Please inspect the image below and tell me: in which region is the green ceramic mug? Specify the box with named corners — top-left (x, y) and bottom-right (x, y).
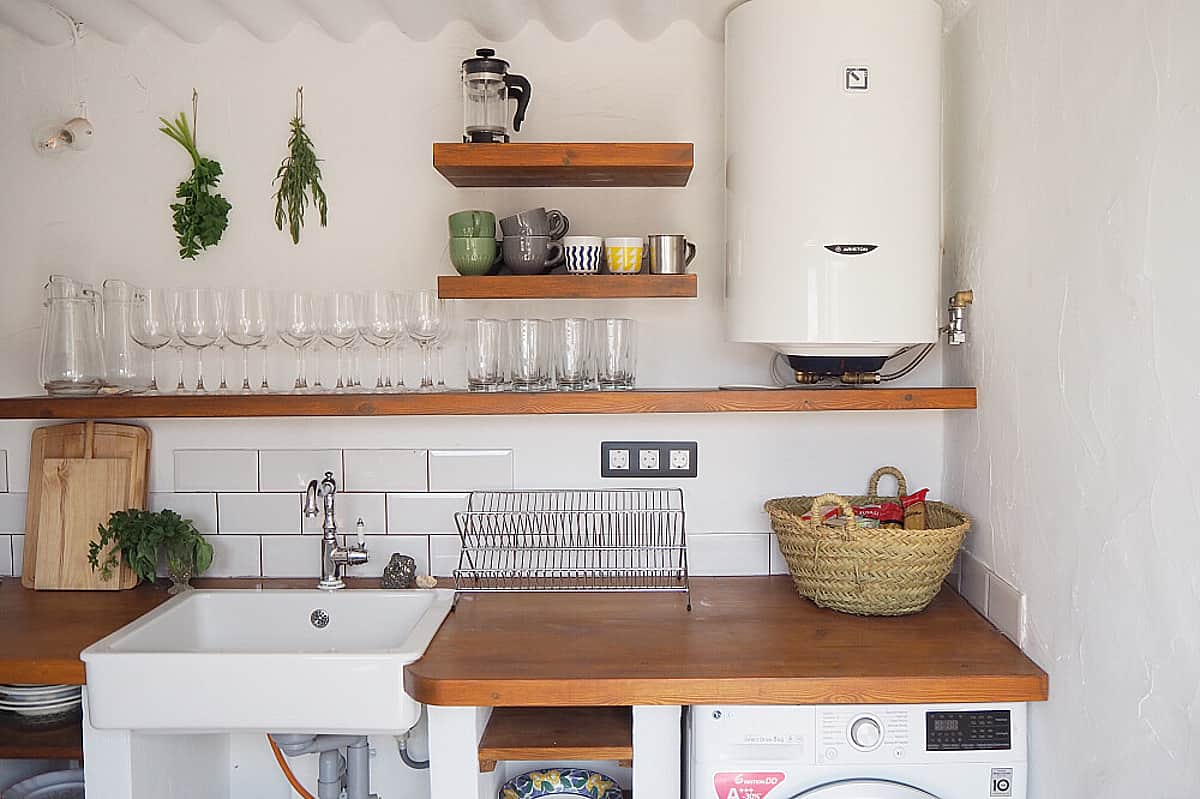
top-left (450, 236), bottom-right (502, 276)
top-left (448, 210), bottom-right (496, 239)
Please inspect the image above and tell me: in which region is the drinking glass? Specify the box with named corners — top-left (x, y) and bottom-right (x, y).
top-left (594, 318), bottom-right (637, 390)
top-left (359, 290), bottom-right (399, 391)
top-left (403, 289), bottom-right (445, 391)
top-left (129, 288), bottom-right (174, 393)
top-left (387, 291), bottom-right (409, 391)
top-left (223, 289), bottom-right (271, 393)
top-left (508, 318), bottom-right (551, 391)
top-left (277, 291), bottom-right (317, 391)
top-left (257, 333), bottom-right (275, 392)
top-left (434, 302), bottom-right (456, 389)
top-left (553, 317), bottom-right (593, 391)
top-left (464, 318), bottom-right (507, 392)
top-left (321, 292), bottom-right (360, 391)
top-left (175, 288), bottom-right (223, 393)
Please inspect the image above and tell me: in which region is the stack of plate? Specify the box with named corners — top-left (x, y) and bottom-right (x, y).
top-left (0, 685), bottom-right (82, 720)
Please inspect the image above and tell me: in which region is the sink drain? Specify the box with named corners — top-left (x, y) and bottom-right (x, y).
top-left (310, 609), bottom-right (330, 629)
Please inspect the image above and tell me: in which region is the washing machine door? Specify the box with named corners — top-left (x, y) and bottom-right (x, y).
top-left (790, 779), bottom-right (940, 799)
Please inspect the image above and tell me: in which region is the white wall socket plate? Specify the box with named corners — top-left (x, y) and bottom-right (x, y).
top-left (601, 441), bottom-right (698, 478)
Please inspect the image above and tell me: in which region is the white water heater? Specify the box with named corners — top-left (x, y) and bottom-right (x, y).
top-left (725, 0), bottom-right (943, 377)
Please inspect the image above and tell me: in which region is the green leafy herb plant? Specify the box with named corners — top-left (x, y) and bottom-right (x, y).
top-left (88, 508), bottom-right (214, 587)
top-left (274, 87), bottom-right (328, 244)
top-left (159, 90), bottom-right (232, 260)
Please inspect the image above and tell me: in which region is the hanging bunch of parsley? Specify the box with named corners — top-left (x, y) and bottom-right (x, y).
top-left (274, 87), bottom-right (328, 244)
top-left (159, 91), bottom-right (232, 260)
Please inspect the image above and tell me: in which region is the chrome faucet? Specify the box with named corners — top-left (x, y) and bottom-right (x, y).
top-left (303, 471), bottom-right (368, 590)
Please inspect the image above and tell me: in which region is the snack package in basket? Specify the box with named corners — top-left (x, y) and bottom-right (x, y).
top-left (801, 488), bottom-right (930, 530)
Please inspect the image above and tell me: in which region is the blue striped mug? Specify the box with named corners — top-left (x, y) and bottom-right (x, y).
top-left (563, 236), bottom-right (604, 274)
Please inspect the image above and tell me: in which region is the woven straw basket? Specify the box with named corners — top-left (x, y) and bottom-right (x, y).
top-left (765, 467), bottom-right (970, 616)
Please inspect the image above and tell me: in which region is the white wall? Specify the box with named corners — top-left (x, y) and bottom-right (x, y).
top-left (943, 1), bottom-right (1200, 795)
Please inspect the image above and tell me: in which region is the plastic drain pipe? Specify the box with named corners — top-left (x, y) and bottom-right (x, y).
top-left (270, 734), bottom-right (372, 799)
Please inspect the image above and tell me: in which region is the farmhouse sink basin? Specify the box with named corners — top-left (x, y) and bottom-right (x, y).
top-left (81, 589), bottom-right (455, 734)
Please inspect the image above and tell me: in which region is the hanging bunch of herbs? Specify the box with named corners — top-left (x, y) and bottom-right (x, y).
top-left (274, 87), bottom-right (328, 244)
top-left (159, 91), bottom-right (231, 260)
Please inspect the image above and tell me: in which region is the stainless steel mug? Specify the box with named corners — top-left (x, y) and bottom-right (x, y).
top-left (646, 234), bottom-right (698, 275)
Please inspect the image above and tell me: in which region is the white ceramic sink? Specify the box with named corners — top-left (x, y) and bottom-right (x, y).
top-left (81, 589), bottom-right (455, 734)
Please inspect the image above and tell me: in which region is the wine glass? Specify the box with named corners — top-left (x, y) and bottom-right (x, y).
top-left (403, 289), bottom-right (444, 391)
top-left (321, 292), bottom-right (360, 391)
top-left (358, 290), bottom-right (399, 392)
top-left (129, 288), bottom-right (174, 393)
top-left (433, 300), bottom-right (456, 389)
top-left (223, 289), bottom-right (270, 393)
top-left (388, 291), bottom-right (410, 391)
top-left (257, 332), bottom-right (276, 392)
top-left (277, 291), bottom-right (317, 391)
top-left (174, 288), bottom-right (223, 393)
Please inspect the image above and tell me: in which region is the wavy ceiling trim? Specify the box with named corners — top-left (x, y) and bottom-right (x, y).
top-left (0, 0), bottom-right (973, 47)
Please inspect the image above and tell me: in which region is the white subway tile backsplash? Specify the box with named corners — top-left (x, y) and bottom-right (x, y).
top-left (261, 536), bottom-right (320, 578)
top-left (429, 535), bottom-right (463, 577)
top-left (150, 493), bottom-right (218, 534)
top-left (0, 535), bottom-right (11, 576)
top-left (687, 533), bottom-right (771, 576)
top-left (428, 450), bottom-right (513, 492)
top-left (0, 493), bottom-right (26, 532)
top-left (386, 493), bottom-right (468, 534)
top-left (259, 450), bottom-right (342, 492)
top-left (175, 450), bottom-right (258, 492)
top-left (205, 535), bottom-right (261, 577)
top-left (218, 494), bottom-right (301, 534)
top-left (986, 572), bottom-right (1025, 646)
top-left (344, 450), bottom-right (428, 492)
top-left (302, 493), bottom-right (386, 535)
top-left (343, 535), bottom-right (430, 577)
top-left (959, 552), bottom-right (990, 614)
top-left (10, 535), bottom-right (23, 578)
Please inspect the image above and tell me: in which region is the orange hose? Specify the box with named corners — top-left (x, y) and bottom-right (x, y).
top-left (268, 735), bottom-right (318, 799)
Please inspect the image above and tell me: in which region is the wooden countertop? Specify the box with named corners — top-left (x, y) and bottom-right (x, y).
top-left (406, 577), bottom-right (1048, 706)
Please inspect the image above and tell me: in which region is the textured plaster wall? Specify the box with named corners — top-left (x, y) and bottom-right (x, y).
top-left (943, 0), bottom-right (1200, 795)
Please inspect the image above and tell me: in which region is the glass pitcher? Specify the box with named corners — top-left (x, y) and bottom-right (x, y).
top-left (101, 279), bottom-right (152, 393)
top-left (40, 275), bottom-right (106, 395)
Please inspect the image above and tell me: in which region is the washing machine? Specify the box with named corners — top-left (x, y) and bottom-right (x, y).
top-left (689, 703), bottom-right (1026, 799)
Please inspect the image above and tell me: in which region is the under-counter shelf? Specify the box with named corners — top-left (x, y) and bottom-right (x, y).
top-left (0, 388), bottom-right (976, 419)
top-left (433, 142), bottom-right (694, 187)
top-left (437, 273), bottom-right (697, 299)
top-left (478, 707), bottom-right (633, 773)
top-left (0, 713), bottom-right (82, 760)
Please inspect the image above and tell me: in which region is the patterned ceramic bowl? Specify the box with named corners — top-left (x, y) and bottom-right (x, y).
top-left (500, 768), bottom-right (624, 799)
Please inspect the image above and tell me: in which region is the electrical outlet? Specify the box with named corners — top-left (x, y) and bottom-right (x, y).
top-left (602, 441), bottom-right (697, 478)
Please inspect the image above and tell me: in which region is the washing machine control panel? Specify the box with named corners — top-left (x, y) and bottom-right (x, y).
top-left (925, 709), bottom-right (1012, 751)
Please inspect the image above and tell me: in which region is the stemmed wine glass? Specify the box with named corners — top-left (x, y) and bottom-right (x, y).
top-left (387, 291), bottom-right (410, 391)
top-left (321, 292), bottom-right (360, 392)
top-left (277, 291), bottom-right (317, 392)
top-left (403, 289), bottom-right (445, 391)
top-left (433, 301), bottom-right (455, 389)
top-left (129, 288), bottom-right (174, 394)
top-left (174, 288), bottom-right (223, 393)
top-left (358, 290), bottom-right (399, 392)
top-left (223, 289), bottom-right (271, 393)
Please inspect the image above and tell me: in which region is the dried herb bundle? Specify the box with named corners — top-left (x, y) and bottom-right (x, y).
top-left (274, 87), bottom-right (328, 244)
top-left (159, 91), bottom-right (231, 260)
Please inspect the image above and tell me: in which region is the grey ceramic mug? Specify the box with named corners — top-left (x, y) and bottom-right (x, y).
top-left (503, 235), bottom-right (565, 275)
top-left (500, 208), bottom-right (570, 240)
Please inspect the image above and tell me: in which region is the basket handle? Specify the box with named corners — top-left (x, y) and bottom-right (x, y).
top-left (867, 466), bottom-right (907, 499)
top-left (809, 494), bottom-right (859, 531)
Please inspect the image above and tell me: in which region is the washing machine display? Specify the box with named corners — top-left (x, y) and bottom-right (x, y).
top-left (924, 710), bottom-right (1011, 752)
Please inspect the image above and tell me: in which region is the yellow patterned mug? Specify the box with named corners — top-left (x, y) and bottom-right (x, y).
top-left (604, 237), bottom-right (645, 275)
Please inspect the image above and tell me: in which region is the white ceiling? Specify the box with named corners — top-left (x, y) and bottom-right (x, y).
top-left (0, 0), bottom-right (975, 46)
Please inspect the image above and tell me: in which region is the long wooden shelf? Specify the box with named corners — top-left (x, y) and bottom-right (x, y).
top-left (438, 273), bottom-right (697, 299)
top-left (0, 712), bottom-right (82, 760)
top-left (478, 707), bottom-right (632, 773)
top-left (0, 388), bottom-right (976, 419)
top-left (433, 142), bottom-right (694, 187)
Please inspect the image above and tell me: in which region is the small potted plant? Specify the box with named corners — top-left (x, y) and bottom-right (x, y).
top-left (89, 508), bottom-right (214, 594)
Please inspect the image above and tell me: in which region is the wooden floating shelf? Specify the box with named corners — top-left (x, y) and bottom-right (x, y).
top-left (0, 388), bottom-right (976, 420)
top-left (0, 712), bottom-right (82, 760)
top-left (433, 142), bottom-right (694, 187)
top-left (438, 273), bottom-right (697, 299)
top-left (478, 707), bottom-right (633, 773)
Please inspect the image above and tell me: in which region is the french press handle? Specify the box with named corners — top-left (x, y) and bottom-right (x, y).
top-left (505, 73), bottom-right (532, 133)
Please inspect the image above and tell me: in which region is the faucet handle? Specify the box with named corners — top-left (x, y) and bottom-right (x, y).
top-left (302, 479), bottom-right (320, 517)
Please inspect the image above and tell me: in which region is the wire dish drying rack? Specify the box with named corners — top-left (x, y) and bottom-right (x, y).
top-left (454, 489), bottom-right (690, 606)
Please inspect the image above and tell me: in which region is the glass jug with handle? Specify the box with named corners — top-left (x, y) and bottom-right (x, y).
top-left (40, 275), bottom-right (106, 395)
top-left (101, 279), bottom-right (152, 393)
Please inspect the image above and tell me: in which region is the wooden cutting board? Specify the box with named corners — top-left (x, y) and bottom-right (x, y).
top-left (23, 421), bottom-right (150, 589)
top-left (34, 458), bottom-right (131, 590)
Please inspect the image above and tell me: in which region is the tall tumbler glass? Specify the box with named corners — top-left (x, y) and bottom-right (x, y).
top-left (508, 318), bottom-right (551, 392)
top-left (465, 318), bottom-right (507, 392)
top-left (594, 318), bottom-right (637, 391)
top-left (553, 317), bottom-right (593, 391)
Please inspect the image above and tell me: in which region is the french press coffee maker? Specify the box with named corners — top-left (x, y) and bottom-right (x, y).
top-left (461, 48), bottom-right (531, 143)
